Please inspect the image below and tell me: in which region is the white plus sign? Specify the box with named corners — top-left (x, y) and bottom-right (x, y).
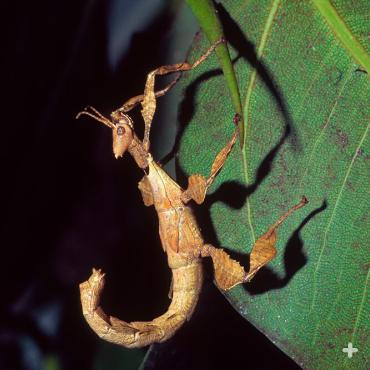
top-left (342, 343), bottom-right (358, 358)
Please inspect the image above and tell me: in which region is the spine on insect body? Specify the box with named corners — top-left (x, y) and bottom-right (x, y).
top-left (79, 258), bottom-right (203, 348)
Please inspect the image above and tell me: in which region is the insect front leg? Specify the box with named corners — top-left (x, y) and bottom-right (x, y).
top-left (137, 38), bottom-right (225, 152)
top-left (118, 73), bottom-right (182, 114)
top-left (181, 114), bottom-right (240, 205)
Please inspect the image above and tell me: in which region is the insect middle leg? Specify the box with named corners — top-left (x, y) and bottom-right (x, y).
top-left (117, 73), bottom-right (182, 114)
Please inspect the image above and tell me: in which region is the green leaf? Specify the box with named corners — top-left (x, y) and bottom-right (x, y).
top-left (186, 0), bottom-right (244, 143)
top-left (313, 0), bottom-right (370, 73)
top-left (178, 1), bottom-right (369, 368)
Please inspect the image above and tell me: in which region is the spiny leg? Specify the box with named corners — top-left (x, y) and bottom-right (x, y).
top-left (181, 113), bottom-right (240, 205)
top-left (140, 37), bottom-right (225, 152)
top-left (118, 73), bottom-right (182, 113)
top-left (200, 244), bottom-right (245, 290)
top-left (206, 113), bottom-right (240, 188)
top-left (246, 196), bottom-right (308, 281)
top-left (200, 197), bottom-right (308, 290)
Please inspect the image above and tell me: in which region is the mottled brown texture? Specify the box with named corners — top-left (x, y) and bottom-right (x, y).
top-left (245, 196), bottom-right (308, 282)
top-left (77, 39), bottom-right (308, 348)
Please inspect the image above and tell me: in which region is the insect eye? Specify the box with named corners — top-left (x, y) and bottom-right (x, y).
top-left (117, 126), bottom-right (125, 136)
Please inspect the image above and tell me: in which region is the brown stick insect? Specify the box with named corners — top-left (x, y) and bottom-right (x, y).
top-left (77, 38), bottom-right (308, 348)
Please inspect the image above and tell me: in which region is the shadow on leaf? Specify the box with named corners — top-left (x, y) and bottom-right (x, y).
top-left (167, 4), bottom-right (316, 294)
top-left (233, 200), bottom-right (328, 294)
top-left (216, 2), bottom-right (300, 150)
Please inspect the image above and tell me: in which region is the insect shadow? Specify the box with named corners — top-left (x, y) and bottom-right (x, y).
top-left (216, 2), bottom-right (300, 151)
top-left (224, 198), bottom-right (327, 294)
top-left (162, 5), bottom-right (327, 293)
top-left (187, 176), bottom-right (327, 294)
top-left (161, 2), bottom-right (299, 165)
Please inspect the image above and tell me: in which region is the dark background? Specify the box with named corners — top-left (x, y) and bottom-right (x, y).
top-left (1, 1), bottom-right (301, 369)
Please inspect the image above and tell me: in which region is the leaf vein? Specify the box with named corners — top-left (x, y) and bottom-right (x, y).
top-left (242, 0), bottom-right (281, 243)
top-left (351, 267), bottom-right (370, 343)
top-left (294, 46), bottom-right (335, 123)
top-left (314, 238), bottom-right (354, 343)
top-left (310, 123), bottom-right (369, 315)
top-left (298, 65), bottom-right (353, 192)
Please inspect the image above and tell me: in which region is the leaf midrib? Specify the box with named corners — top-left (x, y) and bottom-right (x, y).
top-left (242, 0), bottom-right (281, 244)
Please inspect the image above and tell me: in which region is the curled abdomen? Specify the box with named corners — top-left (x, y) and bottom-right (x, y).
top-left (80, 259), bottom-right (203, 347)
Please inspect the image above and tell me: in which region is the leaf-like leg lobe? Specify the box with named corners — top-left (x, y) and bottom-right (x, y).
top-left (201, 197), bottom-right (308, 289)
top-left (201, 244), bottom-right (246, 290)
top-left (245, 196), bottom-right (309, 281)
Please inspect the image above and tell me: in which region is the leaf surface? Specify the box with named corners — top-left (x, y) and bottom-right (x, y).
top-left (178, 1), bottom-right (369, 368)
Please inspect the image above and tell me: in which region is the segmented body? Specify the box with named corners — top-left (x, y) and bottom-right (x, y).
top-left (145, 158), bottom-right (205, 341)
top-left (78, 37), bottom-right (307, 348)
top-left (80, 157), bottom-right (205, 347)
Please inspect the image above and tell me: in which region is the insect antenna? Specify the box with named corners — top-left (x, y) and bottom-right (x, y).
top-left (76, 106), bottom-right (115, 129)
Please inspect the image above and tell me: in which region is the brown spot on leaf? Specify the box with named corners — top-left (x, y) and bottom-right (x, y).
top-left (335, 128), bottom-right (349, 148)
top-left (361, 263), bottom-right (369, 274)
top-left (334, 327), bottom-right (352, 337)
top-left (352, 242), bottom-right (361, 249)
top-left (327, 163), bottom-right (337, 182)
top-left (327, 342), bottom-right (335, 349)
top-left (346, 181), bottom-right (355, 191)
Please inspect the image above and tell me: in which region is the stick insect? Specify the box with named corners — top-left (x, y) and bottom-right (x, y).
top-left (78, 38), bottom-right (308, 348)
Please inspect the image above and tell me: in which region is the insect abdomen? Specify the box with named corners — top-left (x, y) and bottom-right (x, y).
top-left (153, 258), bottom-right (203, 342)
